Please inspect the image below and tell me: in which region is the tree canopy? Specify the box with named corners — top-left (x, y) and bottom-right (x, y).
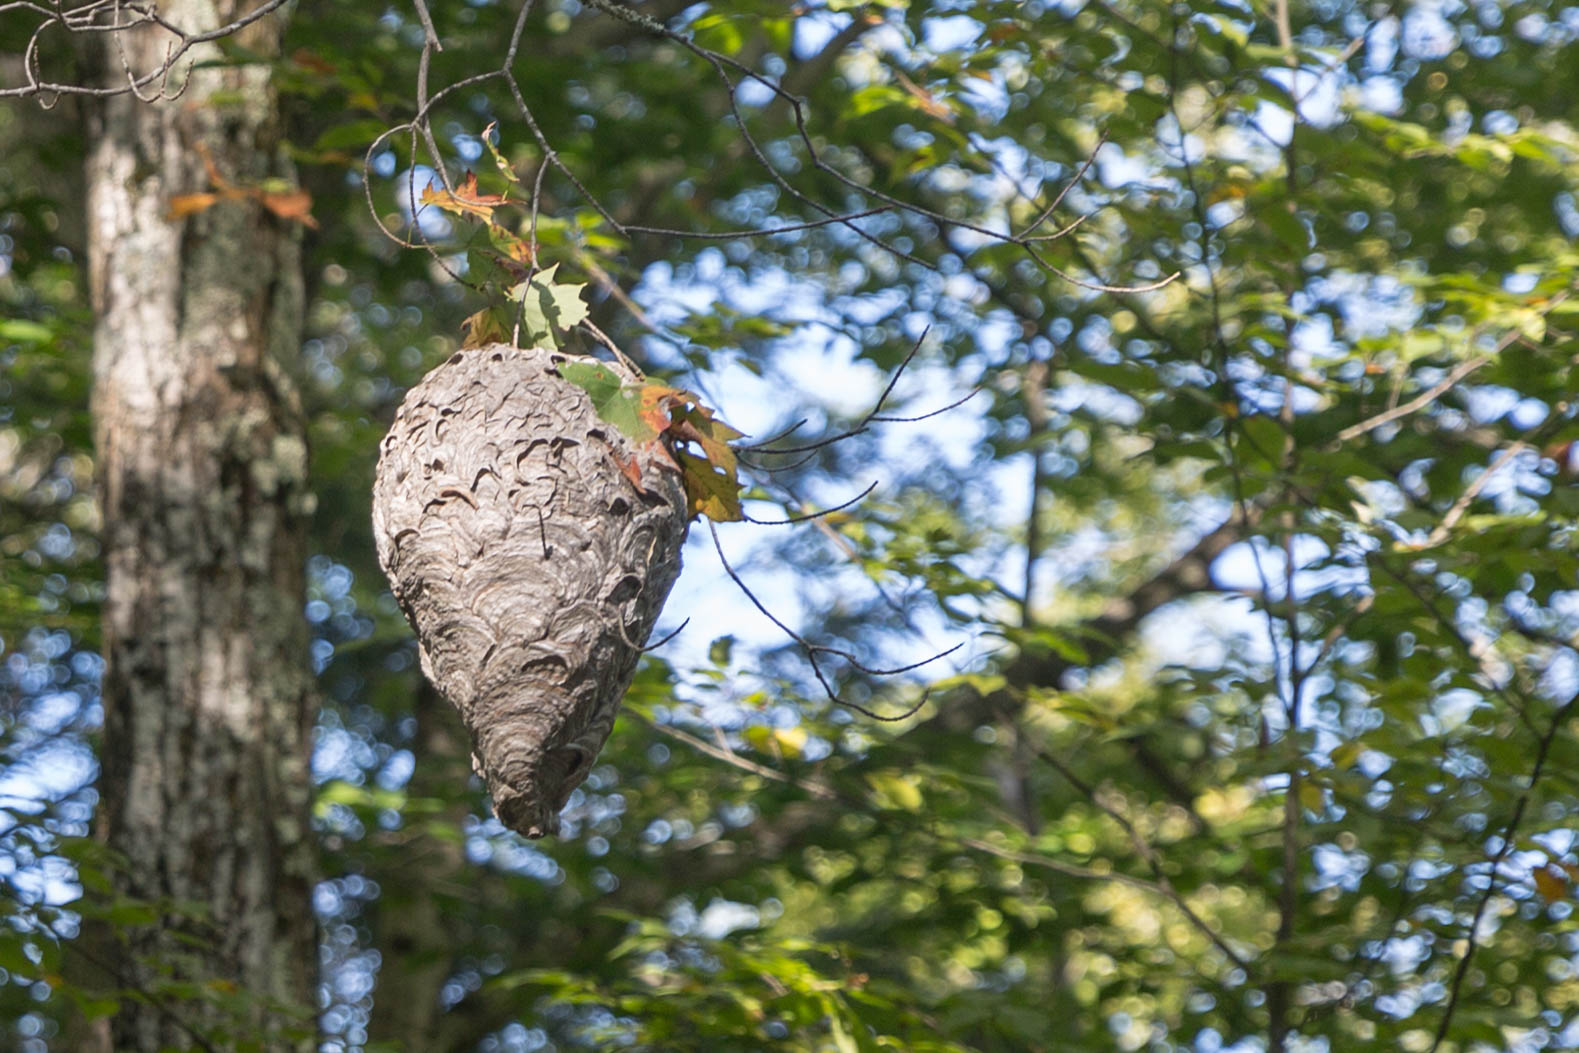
top-left (5, 0), bottom-right (1579, 1050)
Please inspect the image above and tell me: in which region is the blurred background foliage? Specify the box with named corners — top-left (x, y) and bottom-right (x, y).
top-left (6, 0), bottom-right (1579, 1050)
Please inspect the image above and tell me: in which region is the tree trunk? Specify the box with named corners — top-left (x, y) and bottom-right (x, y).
top-left (84, 2), bottom-right (316, 1049)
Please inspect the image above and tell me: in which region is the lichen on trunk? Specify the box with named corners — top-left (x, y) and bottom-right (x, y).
top-left (372, 344), bottom-right (688, 837)
top-left (83, 3), bottom-right (318, 1046)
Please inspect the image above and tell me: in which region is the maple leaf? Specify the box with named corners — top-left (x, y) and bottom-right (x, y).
top-left (460, 305), bottom-right (513, 349)
top-left (673, 449), bottom-right (744, 522)
top-left (669, 401), bottom-right (744, 478)
top-left (489, 223), bottom-right (535, 265)
top-left (510, 264), bottom-right (589, 350)
top-left (260, 188), bottom-right (319, 229)
top-left (558, 360), bottom-right (663, 442)
top-left (559, 363), bottom-right (745, 521)
top-left (636, 382), bottom-right (686, 434)
top-left (420, 171), bottom-right (509, 222)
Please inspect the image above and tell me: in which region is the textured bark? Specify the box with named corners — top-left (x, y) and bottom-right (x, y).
top-left (84, 3), bottom-right (316, 1049)
top-left (372, 345), bottom-right (687, 838)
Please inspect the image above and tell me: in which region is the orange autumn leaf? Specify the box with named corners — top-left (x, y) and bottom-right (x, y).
top-left (168, 192), bottom-right (221, 220)
top-left (609, 448), bottom-right (648, 494)
top-left (169, 143), bottom-right (316, 228)
top-left (636, 382), bottom-right (686, 434)
top-left (291, 49), bottom-right (337, 75)
top-left (420, 171), bottom-right (509, 222)
top-left (260, 188), bottom-right (319, 229)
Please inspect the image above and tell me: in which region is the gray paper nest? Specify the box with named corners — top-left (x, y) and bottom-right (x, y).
top-left (372, 345), bottom-right (687, 837)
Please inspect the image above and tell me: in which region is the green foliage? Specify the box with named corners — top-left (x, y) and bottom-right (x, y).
top-left (8, 0), bottom-right (1579, 1050)
top-left (512, 265), bottom-right (591, 351)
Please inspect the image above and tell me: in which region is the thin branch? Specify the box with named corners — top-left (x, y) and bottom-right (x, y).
top-left (621, 206), bottom-right (894, 241)
top-left (1011, 724), bottom-right (1250, 970)
top-left (582, 0), bottom-right (1178, 292)
top-left (411, 0), bottom-right (443, 51)
top-left (578, 318), bottom-right (643, 376)
top-left (871, 387), bottom-right (980, 424)
top-left (57, 921), bottom-right (224, 1053)
top-left (742, 480), bottom-right (877, 526)
top-left (1332, 355), bottom-right (1491, 444)
top-left (1336, 290), bottom-right (1571, 445)
top-left (1014, 128), bottom-right (1110, 239)
top-left (1021, 357), bottom-right (1051, 628)
top-left (708, 521), bottom-right (958, 722)
top-left (746, 329), bottom-right (930, 454)
top-left (641, 618), bottom-right (688, 652)
top-left (1297, 593), bottom-right (1374, 679)
top-left (1373, 558), bottom-right (1538, 736)
top-left (1423, 442), bottom-right (1527, 547)
top-left (4, 0), bottom-right (294, 99)
top-left (633, 712), bottom-right (839, 800)
top-left (1429, 684), bottom-right (1579, 1052)
top-left (958, 835), bottom-right (1180, 892)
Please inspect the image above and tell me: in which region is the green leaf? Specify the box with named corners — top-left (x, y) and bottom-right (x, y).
top-left (557, 360), bottom-right (661, 443)
top-left (310, 118), bottom-right (391, 152)
top-left (511, 263), bottom-right (589, 350)
top-left (0, 319), bottom-right (53, 344)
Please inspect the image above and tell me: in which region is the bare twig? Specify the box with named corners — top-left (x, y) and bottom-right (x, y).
top-left (745, 330), bottom-right (928, 454)
top-left (742, 481), bottom-right (877, 526)
top-left (1011, 724), bottom-right (1250, 970)
top-left (1429, 684), bottom-right (1579, 1052)
top-left (1333, 355), bottom-right (1492, 444)
top-left (1336, 291), bottom-right (1571, 445)
top-left (707, 521), bottom-right (958, 722)
top-left (4, 0), bottom-right (293, 99)
top-left (632, 711), bottom-right (839, 800)
top-left (1423, 442), bottom-right (1527, 546)
top-left (641, 618), bottom-right (688, 652)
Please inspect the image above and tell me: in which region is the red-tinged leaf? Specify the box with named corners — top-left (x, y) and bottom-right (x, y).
top-left (610, 448), bottom-right (647, 494)
top-left (636, 382), bottom-right (686, 434)
top-left (646, 438), bottom-right (680, 474)
top-left (168, 192), bottom-right (219, 220)
top-left (291, 49), bottom-right (337, 74)
top-left (557, 364), bottom-right (741, 518)
top-left (559, 361), bottom-right (661, 442)
top-left (490, 223), bottom-right (535, 264)
top-left (421, 171), bottom-right (509, 221)
top-left (674, 449), bottom-right (743, 522)
top-left (260, 188), bottom-right (319, 229)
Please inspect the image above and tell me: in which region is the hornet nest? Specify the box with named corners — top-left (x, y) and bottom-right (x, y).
top-left (372, 344), bottom-right (689, 837)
